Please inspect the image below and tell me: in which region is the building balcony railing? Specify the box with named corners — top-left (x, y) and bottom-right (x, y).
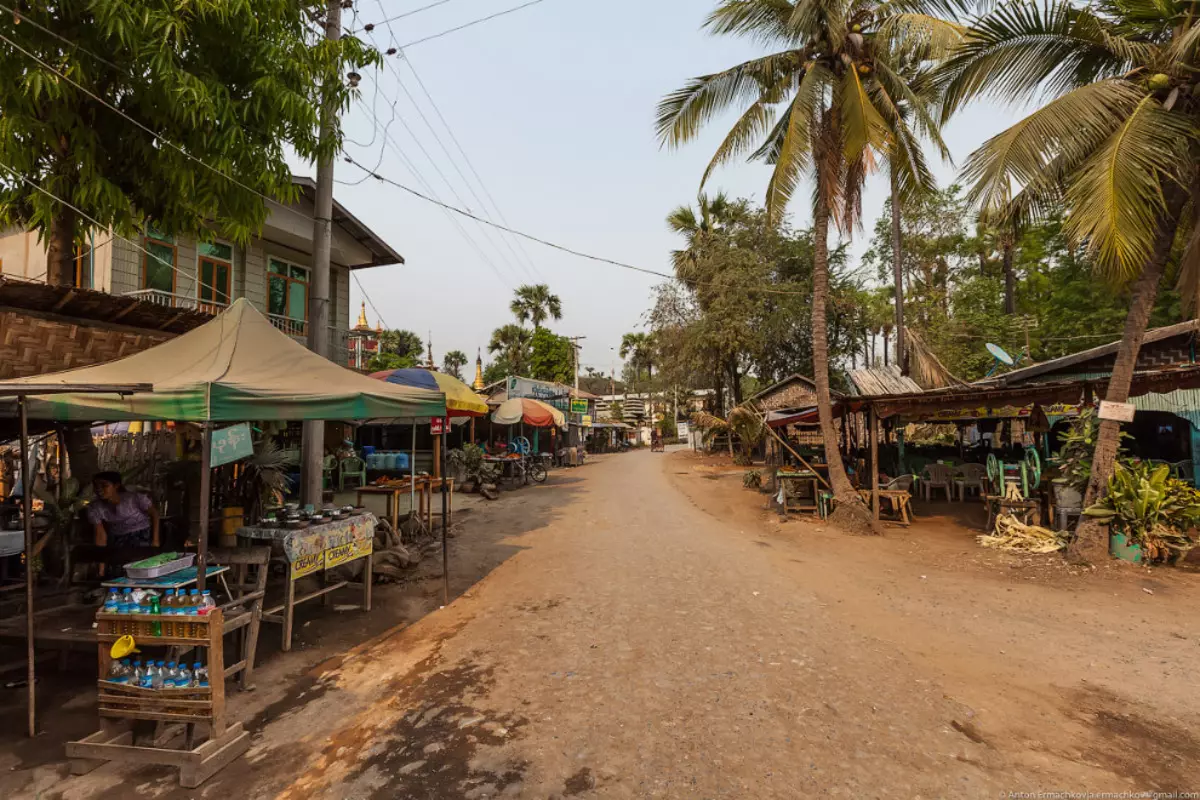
top-left (122, 289), bottom-right (228, 316)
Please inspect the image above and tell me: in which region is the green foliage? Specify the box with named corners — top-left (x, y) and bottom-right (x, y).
top-left (365, 351), bottom-right (417, 373)
top-left (234, 438), bottom-right (293, 521)
top-left (488, 324), bottom-right (532, 378)
top-left (447, 444), bottom-right (498, 485)
top-left (743, 469), bottom-right (762, 489)
top-left (510, 284), bottom-right (563, 329)
top-left (1084, 462), bottom-right (1200, 557)
top-left (529, 328), bottom-right (574, 384)
top-left (0, 1), bottom-right (379, 261)
top-left (378, 330), bottom-right (425, 361)
top-left (442, 349), bottom-right (468, 380)
top-left (481, 360), bottom-right (508, 386)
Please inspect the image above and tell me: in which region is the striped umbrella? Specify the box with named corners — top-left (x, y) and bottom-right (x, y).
top-left (369, 368), bottom-right (488, 417)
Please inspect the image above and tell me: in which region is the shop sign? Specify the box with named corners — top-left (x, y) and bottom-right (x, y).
top-left (326, 538), bottom-right (373, 569)
top-left (508, 376), bottom-right (571, 413)
top-left (210, 422), bottom-right (254, 468)
top-left (581, 415), bottom-right (593, 427)
top-left (291, 552), bottom-right (324, 580)
top-left (431, 417), bottom-right (446, 435)
top-left (570, 398), bottom-right (589, 415)
top-left (1098, 401), bottom-right (1136, 422)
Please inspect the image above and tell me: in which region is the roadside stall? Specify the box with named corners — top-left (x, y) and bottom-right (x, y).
top-left (0, 299), bottom-right (445, 786)
top-left (489, 398), bottom-right (566, 481)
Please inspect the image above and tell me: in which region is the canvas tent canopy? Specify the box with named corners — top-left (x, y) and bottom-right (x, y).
top-left (0, 299), bottom-right (446, 422)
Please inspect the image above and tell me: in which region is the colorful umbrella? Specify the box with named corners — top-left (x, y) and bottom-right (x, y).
top-left (490, 397), bottom-right (566, 428)
top-left (370, 368), bottom-right (488, 417)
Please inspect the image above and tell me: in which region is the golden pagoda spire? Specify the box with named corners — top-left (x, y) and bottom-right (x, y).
top-left (426, 332), bottom-right (435, 370)
top-left (355, 301), bottom-right (369, 330)
top-left (473, 348), bottom-right (485, 391)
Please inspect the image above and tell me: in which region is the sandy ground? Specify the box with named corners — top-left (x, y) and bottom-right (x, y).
top-left (5, 448), bottom-right (1200, 798)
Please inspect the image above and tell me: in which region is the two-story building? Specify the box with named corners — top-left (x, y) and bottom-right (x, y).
top-left (0, 176), bottom-right (400, 366)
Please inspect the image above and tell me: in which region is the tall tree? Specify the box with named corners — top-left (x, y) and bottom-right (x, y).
top-left (489, 324), bottom-right (533, 377)
top-left (938, 0), bottom-right (1199, 561)
top-left (442, 349), bottom-right (468, 380)
top-left (658, 0), bottom-right (961, 527)
top-left (620, 332), bottom-right (655, 385)
top-left (530, 328), bottom-right (575, 384)
top-left (667, 192), bottom-right (733, 276)
top-left (510, 283), bottom-right (563, 329)
top-left (378, 330), bottom-right (424, 361)
top-left (0, 1), bottom-right (375, 485)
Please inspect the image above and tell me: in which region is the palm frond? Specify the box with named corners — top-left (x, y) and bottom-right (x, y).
top-left (790, 0), bottom-right (847, 48)
top-left (705, 0), bottom-right (800, 45)
top-left (656, 51), bottom-right (803, 147)
top-left (1176, 199), bottom-right (1200, 314)
top-left (1064, 95), bottom-right (1196, 280)
top-left (935, 1), bottom-right (1134, 122)
top-left (837, 65), bottom-right (890, 161)
top-left (701, 97), bottom-right (779, 188)
top-left (876, 13), bottom-right (966, 61)
top-left (763, 64), bottom-right (830, 219)
top-left (960, 78), bottom-right (1145, 216)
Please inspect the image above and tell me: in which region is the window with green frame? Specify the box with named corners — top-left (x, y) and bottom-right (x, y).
top-left (142, 234), bottom-right (176, 293)
top-left (267, 258), bottom-right (309, 322)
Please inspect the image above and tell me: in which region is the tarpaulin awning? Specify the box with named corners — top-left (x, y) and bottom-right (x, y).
top-left (369, 368), bottom-right (488, 417)
top-left (491, 397), bottom-right (565, 428)
top-left (0, 299), bottom-right (446, 422)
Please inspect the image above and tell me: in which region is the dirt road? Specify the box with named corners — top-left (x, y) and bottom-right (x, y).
top-left (30, 449), bottom-right (1200, 798)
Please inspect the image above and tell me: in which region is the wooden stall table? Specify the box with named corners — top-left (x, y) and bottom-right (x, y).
top-left (777, 470), bottom-right (820, 515)
top-left (238, 513), bottom-right (376, 652)
top-left (858, 489), bottom-right (914, 525)
top-left (357, 481), bottom-right (433, 533)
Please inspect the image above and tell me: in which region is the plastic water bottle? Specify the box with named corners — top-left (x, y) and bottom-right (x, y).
top-left (103, 588), bottom-right (120, 613)
top-left (186, 589), bottom-right (200, 637)
top-left (193, 661), bottom-right (209, 688)
top-left (151, 660), bottom-right (165, 689)
top-left (107, 658), bottom-right (129, 684)
top-left (162, 590), bottom-right (176, 636)
top-left (164, 662), bottom-right (178, 688)
top-left (198, 590), bottom-right (216, 615)
top-left (139, 662), bottom-right (154, 689)
top-left (177, 662), bottom-right (192, 689)
top-left (132, 660), bottom-right (144, 684)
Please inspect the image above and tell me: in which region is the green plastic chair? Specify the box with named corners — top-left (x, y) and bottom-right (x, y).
top-left (322, 454), bottom-right (337, 490)
top-left (339, 456), bottom-right (367, 491)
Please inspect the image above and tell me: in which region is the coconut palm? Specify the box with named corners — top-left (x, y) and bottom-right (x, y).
top-left (620, 332), bottom-right (656, 386)
top-left (937, 0), bottom-right (1200, 560)
top-left (510, 284), bottom-right (563, 329)
top-left (657, 0), bottom-right (962, 520)
top-left (488, 324), bottom-right (533, 376)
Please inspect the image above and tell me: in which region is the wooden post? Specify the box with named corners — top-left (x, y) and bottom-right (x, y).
top-left (19, 396), bottom-right (35, 738)
top-left (197, 423), bottom-right (211, 593)
top-left (441, 416), bottom-right (449, 605)
top-left (870, 404), bottom-right (880, 523)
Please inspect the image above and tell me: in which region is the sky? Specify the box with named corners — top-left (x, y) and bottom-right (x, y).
top-left (318, 0), bottom-right (1019, 379)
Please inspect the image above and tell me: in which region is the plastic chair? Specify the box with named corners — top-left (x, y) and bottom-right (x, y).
top-left (953, 463), bottom-right (987, 501)
top-left (322, 454), bottom-right (337, 490)
top-left (339, 456), bottom-right (367, 490)
top-left (921, 463), bottom-right (954, 502)
top-left (884, 474), bottom-right (914, 493)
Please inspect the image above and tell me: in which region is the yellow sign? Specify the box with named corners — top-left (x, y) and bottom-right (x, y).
top-left (325, 538), bottom-right (373, 569)
top-left (291, 552), bottom-right (325, 580)
top-left (581, 415), bottom-right (593, 427)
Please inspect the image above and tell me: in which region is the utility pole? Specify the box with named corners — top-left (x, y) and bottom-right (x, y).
top-left (568, 336), bottom-right (586, 392)
top-left (301, 0), bottom-right (343, 507)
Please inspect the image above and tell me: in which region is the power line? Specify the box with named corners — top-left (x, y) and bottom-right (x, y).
top-left (397, 0), bottom-right (550, 49)
top-left (342, 155), bottom-right (811, 296)
top-left (363, 18), bottom-right (539, 282)
top-left (355, 0), bottom-right (457, 29)
top-left (401, 51), bottom-right (546, 281)
top-left (352, 271), bottom-right (391, 329)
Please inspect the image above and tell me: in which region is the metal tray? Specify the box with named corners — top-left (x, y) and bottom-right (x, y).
top-left (123, 552), bottom-right (196, 579)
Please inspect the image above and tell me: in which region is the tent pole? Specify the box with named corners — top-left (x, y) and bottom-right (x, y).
top-left (19, 396), bottom-right (35, 738)
top-left (870, 405), bottom-right (880, 523)
top-left (441, 415), bottom-right (449, 605)
top-left (411, 423), bottom-right (416, 527)
top-left (197, 423), bottom-right (211, 593)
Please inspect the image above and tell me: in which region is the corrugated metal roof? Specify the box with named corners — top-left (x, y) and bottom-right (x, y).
top-left (847, 365), bottom-right (923, 397)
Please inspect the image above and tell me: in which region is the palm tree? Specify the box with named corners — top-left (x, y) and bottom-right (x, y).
top-left (443, 349), bottom-right (468, 380)
top-left (620, 332), bottom-right (655, 386)
top-left (667, 192), bottom-right (734, 278)
top-left (937, 0), bottom-right (1199, 560)
top-left (658, 0), bottom-right (961, 521)
top-left (510, 284), bottom-right (563, 329)
top-left (489, 324), bottom-right (533, 376)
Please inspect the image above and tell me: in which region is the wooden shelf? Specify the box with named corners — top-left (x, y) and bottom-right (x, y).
top-left (96, 632), bottom-right (210, 646)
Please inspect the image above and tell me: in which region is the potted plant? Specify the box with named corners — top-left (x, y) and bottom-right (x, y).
top-left (1083, 461), bottom-right (1200, 563)
top-left (233, 438), bottom-right (292, 534)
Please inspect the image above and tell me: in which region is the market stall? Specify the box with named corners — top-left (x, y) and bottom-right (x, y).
top-left (0, 300), bottom-right (446, 784)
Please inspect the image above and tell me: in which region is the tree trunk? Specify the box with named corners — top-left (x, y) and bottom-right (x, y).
top-left (812, 183), bottom-right (875, 533)
top-left (46, 206), bottom-right (77, 288)
top-left (729, 359), bottom-right (743, 406)
top-left (890, 169), bottom-right (906, 374)
top-left (1002, 238), bottom-right (1016, 315)
top-left (883, 331), bottom-right (890, 367)
top-left (1068, 196), bottom-right (1184, 563)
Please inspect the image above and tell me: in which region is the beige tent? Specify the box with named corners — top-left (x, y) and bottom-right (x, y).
top-left (0, 298), bottom-right (446, 422)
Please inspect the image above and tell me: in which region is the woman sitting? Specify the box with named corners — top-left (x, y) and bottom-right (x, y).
top-left (88, 471), bottom-right (160, 548)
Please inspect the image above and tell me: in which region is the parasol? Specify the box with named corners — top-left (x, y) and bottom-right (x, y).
top-left (370, 368), bottom-right (488, 417)
top-left (491, 397), bottom-right (566, 428)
